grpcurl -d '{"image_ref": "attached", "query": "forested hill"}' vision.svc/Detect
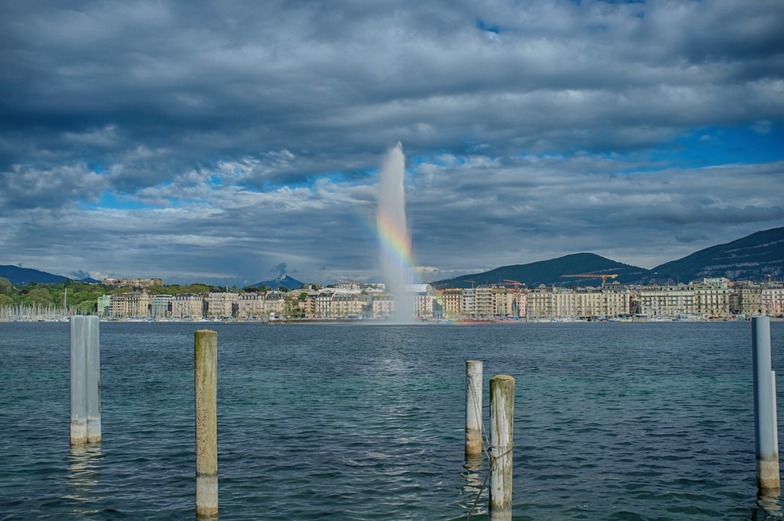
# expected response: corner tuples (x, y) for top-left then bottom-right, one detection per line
(430, 253), (653, 289)
(430, 227), (784, 288)
(0, 265), (68, 285)
(653, 227), (784, 283)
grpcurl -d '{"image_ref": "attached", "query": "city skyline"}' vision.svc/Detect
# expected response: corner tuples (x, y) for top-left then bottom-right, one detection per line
(2, 1), (783, 286)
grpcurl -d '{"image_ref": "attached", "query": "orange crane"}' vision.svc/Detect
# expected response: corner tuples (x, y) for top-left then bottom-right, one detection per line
(561, 273), (618, 288)
(502, 279), (524, 290)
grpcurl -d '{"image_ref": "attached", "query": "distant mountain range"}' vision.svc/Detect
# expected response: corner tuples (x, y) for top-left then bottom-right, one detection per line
(0, 265), (70, 285)
(431, 226), (784, 289)
(2, 227), (782, 288)
(253, 274), (305, 291)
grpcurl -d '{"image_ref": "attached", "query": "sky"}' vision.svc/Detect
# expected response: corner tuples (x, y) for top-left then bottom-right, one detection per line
(1, 0), (783, 286)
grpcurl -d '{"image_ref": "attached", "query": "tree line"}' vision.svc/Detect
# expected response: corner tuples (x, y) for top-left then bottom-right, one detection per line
(0, 278), (244, 314)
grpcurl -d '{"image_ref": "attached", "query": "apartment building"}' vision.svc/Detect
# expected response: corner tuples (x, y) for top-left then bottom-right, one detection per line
(692, 278), (731, 318)
(370, 294), (393, 319)
(638, 284), (695, 317)
(171, 294), (205, 320)
(437, 288), (463, 319)
(110, 292), (151, 318)
(411, 284), (436, 319)
(236, 292), (286, 320)
(762, 285), (784, 315)
(97, 295), (112, 316)
(205, 292), (238, 320)
(150, 294), (173, 319)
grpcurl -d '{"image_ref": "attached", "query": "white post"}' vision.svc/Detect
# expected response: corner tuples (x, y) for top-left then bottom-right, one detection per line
(753, 316), (780, 491)
(85, 316), (101, 443)
(466, 360), (483, 457)
(195, 330), (218, 517)
(489, 375), (515, 521)
(70, 317), (87, 446)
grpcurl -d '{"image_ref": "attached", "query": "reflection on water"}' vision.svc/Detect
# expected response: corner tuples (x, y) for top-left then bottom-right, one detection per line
(64, 444), (103, 517)
(459, 453), (487, 517)
(755, 488), (783, 519)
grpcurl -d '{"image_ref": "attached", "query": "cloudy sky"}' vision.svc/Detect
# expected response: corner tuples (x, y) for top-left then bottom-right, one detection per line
(1, 0), (783, 286)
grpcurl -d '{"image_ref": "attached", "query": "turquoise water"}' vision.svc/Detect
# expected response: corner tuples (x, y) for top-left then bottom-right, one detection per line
(0, 321), (782, 520)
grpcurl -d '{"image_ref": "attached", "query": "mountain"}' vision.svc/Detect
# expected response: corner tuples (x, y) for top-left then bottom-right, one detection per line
(430, 253), (654, 289)
(0, 265), (69, 285)
(653, 227), (784, 283)
(253, 274), (305, 291)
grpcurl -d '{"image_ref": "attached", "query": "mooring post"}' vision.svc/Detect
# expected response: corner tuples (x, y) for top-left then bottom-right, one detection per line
(85, 316), (101, 443)
(195, 329), (218, 517)
(71, 316), (101, 446)
(489, 375), (515, 521)
(70, 317), (88, 446)
(466, 360), (483, 458)
(753, 316), (780, 491)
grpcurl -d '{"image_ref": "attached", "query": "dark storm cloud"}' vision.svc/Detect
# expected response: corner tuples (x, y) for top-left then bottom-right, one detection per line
(1, 0), (783, 282)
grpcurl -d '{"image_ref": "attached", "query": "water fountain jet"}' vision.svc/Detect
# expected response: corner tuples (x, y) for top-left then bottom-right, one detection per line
(376, 142), (414, 323)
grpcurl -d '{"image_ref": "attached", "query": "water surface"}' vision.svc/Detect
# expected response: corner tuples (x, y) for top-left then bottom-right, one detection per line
(1, 321), (782, 519)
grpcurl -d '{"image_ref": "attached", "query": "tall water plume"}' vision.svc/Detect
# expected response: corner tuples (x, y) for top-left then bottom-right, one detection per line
(376, 142), (415, 323)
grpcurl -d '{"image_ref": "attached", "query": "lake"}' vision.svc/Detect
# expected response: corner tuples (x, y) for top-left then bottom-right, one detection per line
(1, 321), (782, 520)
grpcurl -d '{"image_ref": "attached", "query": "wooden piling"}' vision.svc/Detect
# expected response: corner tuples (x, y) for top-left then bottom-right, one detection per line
(752, 316), (780, 491)
(195, 329), (218, 517)
(489, 375), (514, 521)
(466, 360), (483, 457)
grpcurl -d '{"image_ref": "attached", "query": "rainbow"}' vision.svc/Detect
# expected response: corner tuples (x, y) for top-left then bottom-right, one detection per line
(376, 210), (416, 286)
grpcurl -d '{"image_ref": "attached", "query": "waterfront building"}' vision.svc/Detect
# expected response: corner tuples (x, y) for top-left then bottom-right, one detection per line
(487, 287), (525, 319)
(462, 288), (476, 319)
(314, 291), (335, 318)
(638, 284), (695, 317)
(371, 294), (393, 320)
(526, 285), (553, 320)
(171, 294), (205, 320)
(109, 292), (151, 319)
(236, 292), (286, 320)
(410, 284), (436, 319)
(692, 278), (731, 319)
(738, 285), (763, 316)
(437, 289), (463, 319)
(205, 292), (239, 320)
(331, 293), (366, 319)
(150, 294), (173, 319)
(97, 295), (112, 316)
(762, 284), (784, 315)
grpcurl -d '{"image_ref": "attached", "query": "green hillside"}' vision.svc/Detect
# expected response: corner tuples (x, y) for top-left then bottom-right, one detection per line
(430, 253), (653, 289)
(653, 227), (784, 283)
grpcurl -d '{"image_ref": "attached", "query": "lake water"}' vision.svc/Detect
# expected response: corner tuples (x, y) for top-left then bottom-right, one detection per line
(1, 321), (783, 520)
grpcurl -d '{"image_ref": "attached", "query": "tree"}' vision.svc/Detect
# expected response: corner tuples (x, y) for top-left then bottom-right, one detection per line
(0, 277), (12, 296)
(25, 287), (53, 306)
(0, 294), (13, 307)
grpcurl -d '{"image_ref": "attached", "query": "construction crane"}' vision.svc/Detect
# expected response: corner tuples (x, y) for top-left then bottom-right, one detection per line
(464, 279), (475, 289)
(561, 273), (618, 288)
(501, 279), (524, 290)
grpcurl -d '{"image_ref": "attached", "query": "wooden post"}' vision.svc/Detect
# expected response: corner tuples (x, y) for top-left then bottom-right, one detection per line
(85, 316), (101, 443)
(195, 330), (218, 517)
(466, 360), (483, 457)
(70, 317), (87, 446)
(753, 316), (780, 491)
(489, 375), (515, 521)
